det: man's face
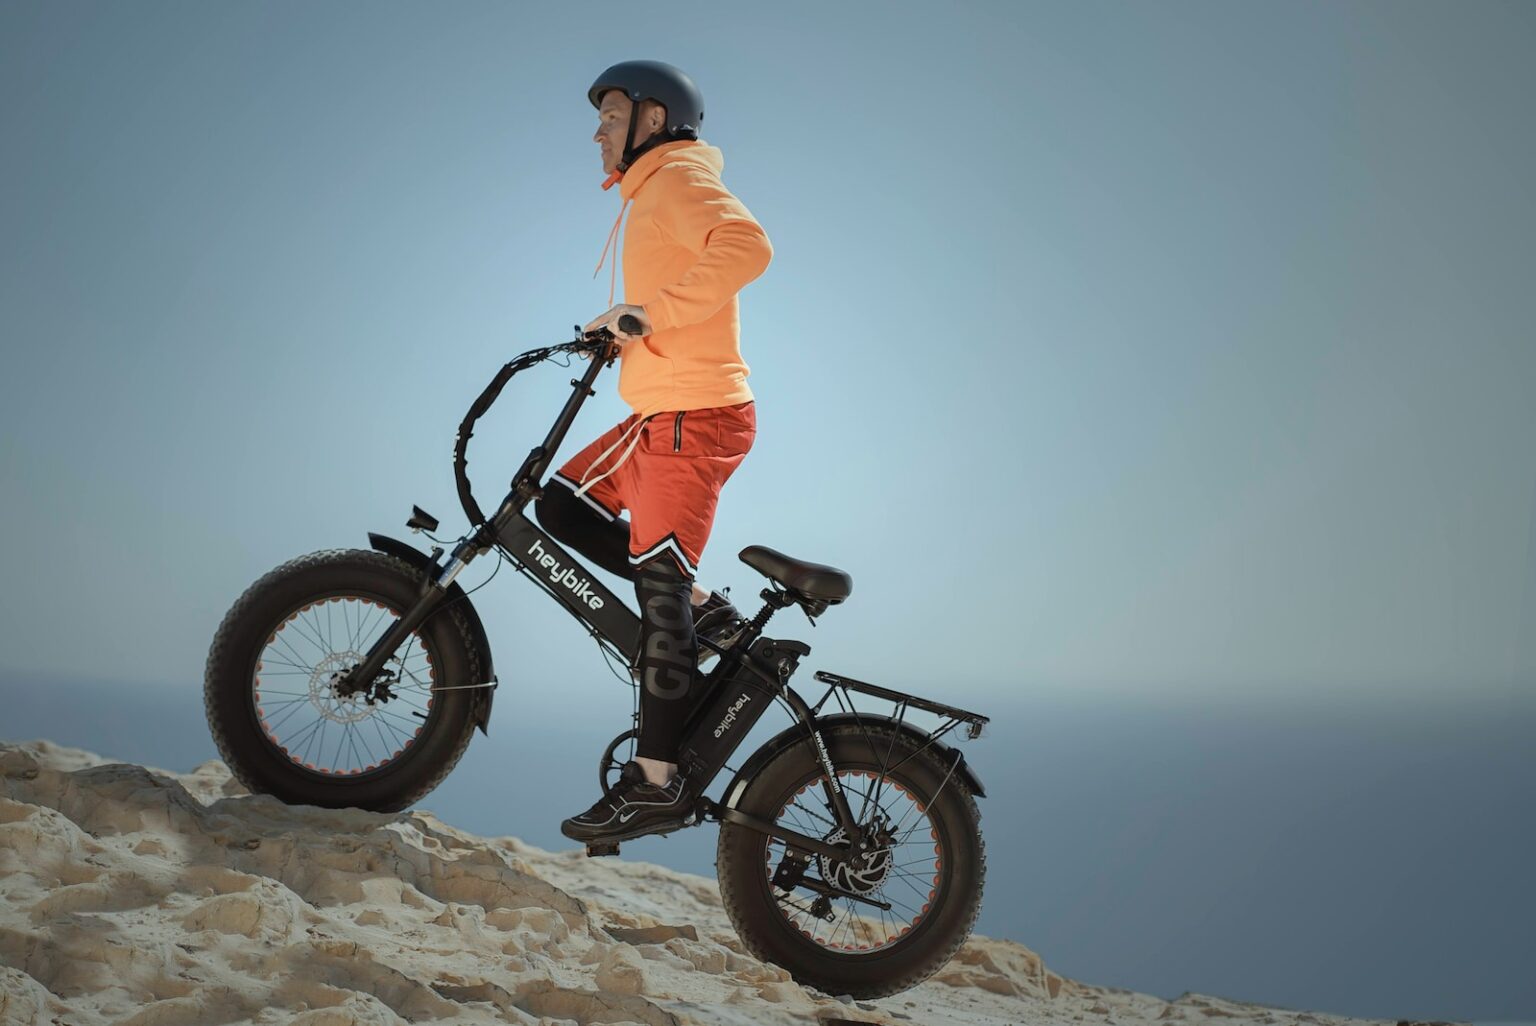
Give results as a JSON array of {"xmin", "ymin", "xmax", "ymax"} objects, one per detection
[{"xmin": 594, "ymin": 90, "xmax": 665, "ymax": 174}]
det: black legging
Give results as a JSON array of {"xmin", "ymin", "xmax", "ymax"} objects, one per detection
[{"xmin": 534, "ymin": 479, "xmax": 697, "ymax": 763}]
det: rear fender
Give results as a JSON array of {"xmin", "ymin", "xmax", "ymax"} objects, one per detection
[
  {"xmin": 720, "ymin": 711, "xmax": 986, "ymax": 810},
  {"xmin": 367, "ymin": 532, "xmax": 497, "ymax": 736}
]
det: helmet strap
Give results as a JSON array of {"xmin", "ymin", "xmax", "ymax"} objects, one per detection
[
  {"xmin": 616, "ymin": 98, "xmax": 677, "ymax": 173},
  {"xmin": 617, "ymin": 98, "xmax": 640, "ymax": 172}
]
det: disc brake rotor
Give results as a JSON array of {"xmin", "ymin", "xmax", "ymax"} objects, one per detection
[
  {"xmin": 312, "ymin": 651, "xmax": 396, "ymax": 723},
  {"xmin": 818, "ymin": 818, "xmax": 896, "ymax": 896}
]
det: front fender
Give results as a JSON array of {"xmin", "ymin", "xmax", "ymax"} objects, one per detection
[
  {"xmin": 719, "ymin": 711, "xmax": 986, "ymax": 810},
  {"xmin": 367, "ymin": 532, "xmax": 497, "ymax": 737}
]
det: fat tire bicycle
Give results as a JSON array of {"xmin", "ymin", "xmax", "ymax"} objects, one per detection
[{"xmin": 203, "ymin": 319, "xmax": 992, "ymax": 998}]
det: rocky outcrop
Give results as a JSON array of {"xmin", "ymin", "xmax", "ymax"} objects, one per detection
[{"xmin": 0, "ymin": 739, "xmax": 1400, "ymax": 1026}]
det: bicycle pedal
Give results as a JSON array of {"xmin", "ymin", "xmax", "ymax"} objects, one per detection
[{"xmin": 585, "ymin": 841, "xmax": 621, "ymax": 857}]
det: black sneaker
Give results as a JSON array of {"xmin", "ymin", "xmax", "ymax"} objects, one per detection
[
  {"xmin": 559, "ymin": 761, "xmax": 695, "ymax": 843},
  {"xmin": 693, "ymin": 588, "xmax": 745, "ymax": 665}
]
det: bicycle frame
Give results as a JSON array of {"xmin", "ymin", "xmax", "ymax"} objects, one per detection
[{"xmin": 339, "ymin": 330, "xmax": 990, "ymax": 863}]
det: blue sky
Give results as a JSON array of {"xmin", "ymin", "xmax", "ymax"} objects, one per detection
[
  {"xmin": 2, "ymin": 0, "xmax": 1532, "ymax": 706},
  {"xmin": 2, "ymin": 1, "xmax": 1533, "ymax": 1019}
]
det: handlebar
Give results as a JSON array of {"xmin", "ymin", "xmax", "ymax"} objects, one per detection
[{"xmin": 579, "ymin": 313, "xmax": 643, "ymax": 361}]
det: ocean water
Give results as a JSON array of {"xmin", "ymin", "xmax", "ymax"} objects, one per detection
[{"xmin": 3, "ymin": 666, "xmax": 1531, "ymax": 1022}]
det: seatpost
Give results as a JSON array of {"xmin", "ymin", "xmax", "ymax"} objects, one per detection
[{"xmin": 737, "ymin": 586, "xmax": 796, "ymax": 647}]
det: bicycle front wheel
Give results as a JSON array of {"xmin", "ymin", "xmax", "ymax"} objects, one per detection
[{"xmin": 203, "ymin": 547, "xmax": 482, "ymax": 812}]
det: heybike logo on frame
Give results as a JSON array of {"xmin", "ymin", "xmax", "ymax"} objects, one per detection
[
  {"xmin": 713, "ymin": 691, "xmax": 753, "ymax": 739},
  {"xmin": 526, "ymin": 538, "xmax": 604, "ymax": 611}
]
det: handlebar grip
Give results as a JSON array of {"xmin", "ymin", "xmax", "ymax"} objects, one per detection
[{"xmin": 617, "ymin": 313, "xmax": 643, "ymax": 336}]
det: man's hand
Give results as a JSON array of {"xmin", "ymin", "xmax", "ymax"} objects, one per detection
[{"xmin": 583, "ymin": 304, "xmax": 652, "ymax": 346}]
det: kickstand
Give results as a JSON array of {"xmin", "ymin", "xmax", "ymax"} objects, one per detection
[{"xmin": 585, "ymin": 841, "xmax": 621, "ymax": 858}]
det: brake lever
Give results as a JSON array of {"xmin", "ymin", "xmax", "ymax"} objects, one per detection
[{"xmin": 573, "ymin": 324, "xmax": 620, "ymax": 363}]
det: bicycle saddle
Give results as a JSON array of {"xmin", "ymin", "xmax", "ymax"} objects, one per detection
[{"xmin": 739, "ymin": 545, "xmax": 853, "ymax": 603}]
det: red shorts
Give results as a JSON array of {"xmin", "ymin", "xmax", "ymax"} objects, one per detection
[{"xmin": 551, "ymin": 401, "xmax": 756, "ymax": 578}]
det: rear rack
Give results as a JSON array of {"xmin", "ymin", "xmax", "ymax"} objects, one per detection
[{"xmin": 811, "ymin": 670, "xmax": 990, "ymax": 740}]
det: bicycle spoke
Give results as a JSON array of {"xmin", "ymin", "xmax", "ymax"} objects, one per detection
[
  {"xmin": 780, "ymin": 801, "xmax": 823, "ymax": 837},
  {"xmin": 348, "ymin": 718, "xmax": 376, "ymax": 768},
  {"xmin": 262, "ymin": 699, "xmax": 310, "ymax": 733},
  {"xmin": 297, "ymin": 716, "xmax": 327, "ymax": 767},
  {"xmin": 828, "ymin": 904, "xmax": 851, "ymax": 948},
  {"xmin": 332, "ymin": 719, "xmax": 355, "ymax": 772},
  {"xmin": 273, "ymin": 633, "xmax": 314, "ymax": 681},
  {"xmin": 890, "ymin": 870, "xmax": 933, "ymax": 901},
  {"xmin": 374, "ymin": 705, "xmax": 424, "ymax": 730},
  {"xmin": 369, "ymin": 711, "xmax": 397, "ymax": 758},
  {"xmin": 892, "ymin": 854, "xmax": 939, "ymax": 870},
  {"xmin": 883, "ymin": 792, "xmax": 930, "ymax": 843},
  {"xmin": 786, "ymin": 795, "xmax": 837, "ymax": 829},
  {"xmin": 257, "ymin": 661, "xmax": 317, "ymax": 674},
  {"xmin": 288, "ymin": 612, "xmax": 332, "ymax": 658},
  {"xmin": 340, "ymin": 599, "xmax": 358, "ymax": 653}
]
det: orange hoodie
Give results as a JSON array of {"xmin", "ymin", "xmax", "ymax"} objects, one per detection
[{"xmin": 593, "ymin": 138, "xmax": 773, "ymax": 417}]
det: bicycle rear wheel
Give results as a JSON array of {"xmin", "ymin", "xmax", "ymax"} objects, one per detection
[{"xmin": 716, "ymin": 724, "xmax": 985, "ymax": 998}]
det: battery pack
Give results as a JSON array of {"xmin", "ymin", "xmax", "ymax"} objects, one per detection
[{"xmin": 678, "ymin": 636, "xmax": 810, "ymax": 788}]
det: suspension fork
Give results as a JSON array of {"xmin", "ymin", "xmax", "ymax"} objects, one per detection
[{"xmin": 333, "ymin": 550, "xmax": 469, "ymax": 699}]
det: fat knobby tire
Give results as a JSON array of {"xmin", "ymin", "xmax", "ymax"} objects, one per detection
[
  {"xmin": 715, "ymin": 724, "xmax": 986, "ymax": 999},
  {"xmin": 203, "ymin": 547, "xmax": 481, "ymax": 813}
]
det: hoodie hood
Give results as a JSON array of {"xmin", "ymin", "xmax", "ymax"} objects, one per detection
[
  {"xmin": 617, "ymin": 139, "xmax": 724, "ymax": 199},
  {"xmin": 599, "ymin": 138, "xmax": 724, "ymax": 197}
]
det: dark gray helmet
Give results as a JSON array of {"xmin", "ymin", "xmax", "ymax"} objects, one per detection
[{"xmin": 588, "ymin": 59, "xmax": 704, "ymax": 172}]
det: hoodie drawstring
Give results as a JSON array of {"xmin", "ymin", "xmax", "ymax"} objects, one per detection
[
  {"xmin": 575, "ymin": 179, "xmax": 641, "ymax": 495},
  {"xmin": 592, "ymin": 196, "xmax": 632, "ymax": 309},
  {"xmin": 574, "ymin": 411, "xmax": 653, "ymax": 500}
]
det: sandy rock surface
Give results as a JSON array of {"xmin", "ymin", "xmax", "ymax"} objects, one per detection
[{"xmin": 0, "ymin": 739, "xmax": 1407, "ymax": 1026}]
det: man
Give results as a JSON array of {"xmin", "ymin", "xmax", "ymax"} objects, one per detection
[{"xmin": 535, "ymin": 60, "xmax": 773, "ymax": 844}]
